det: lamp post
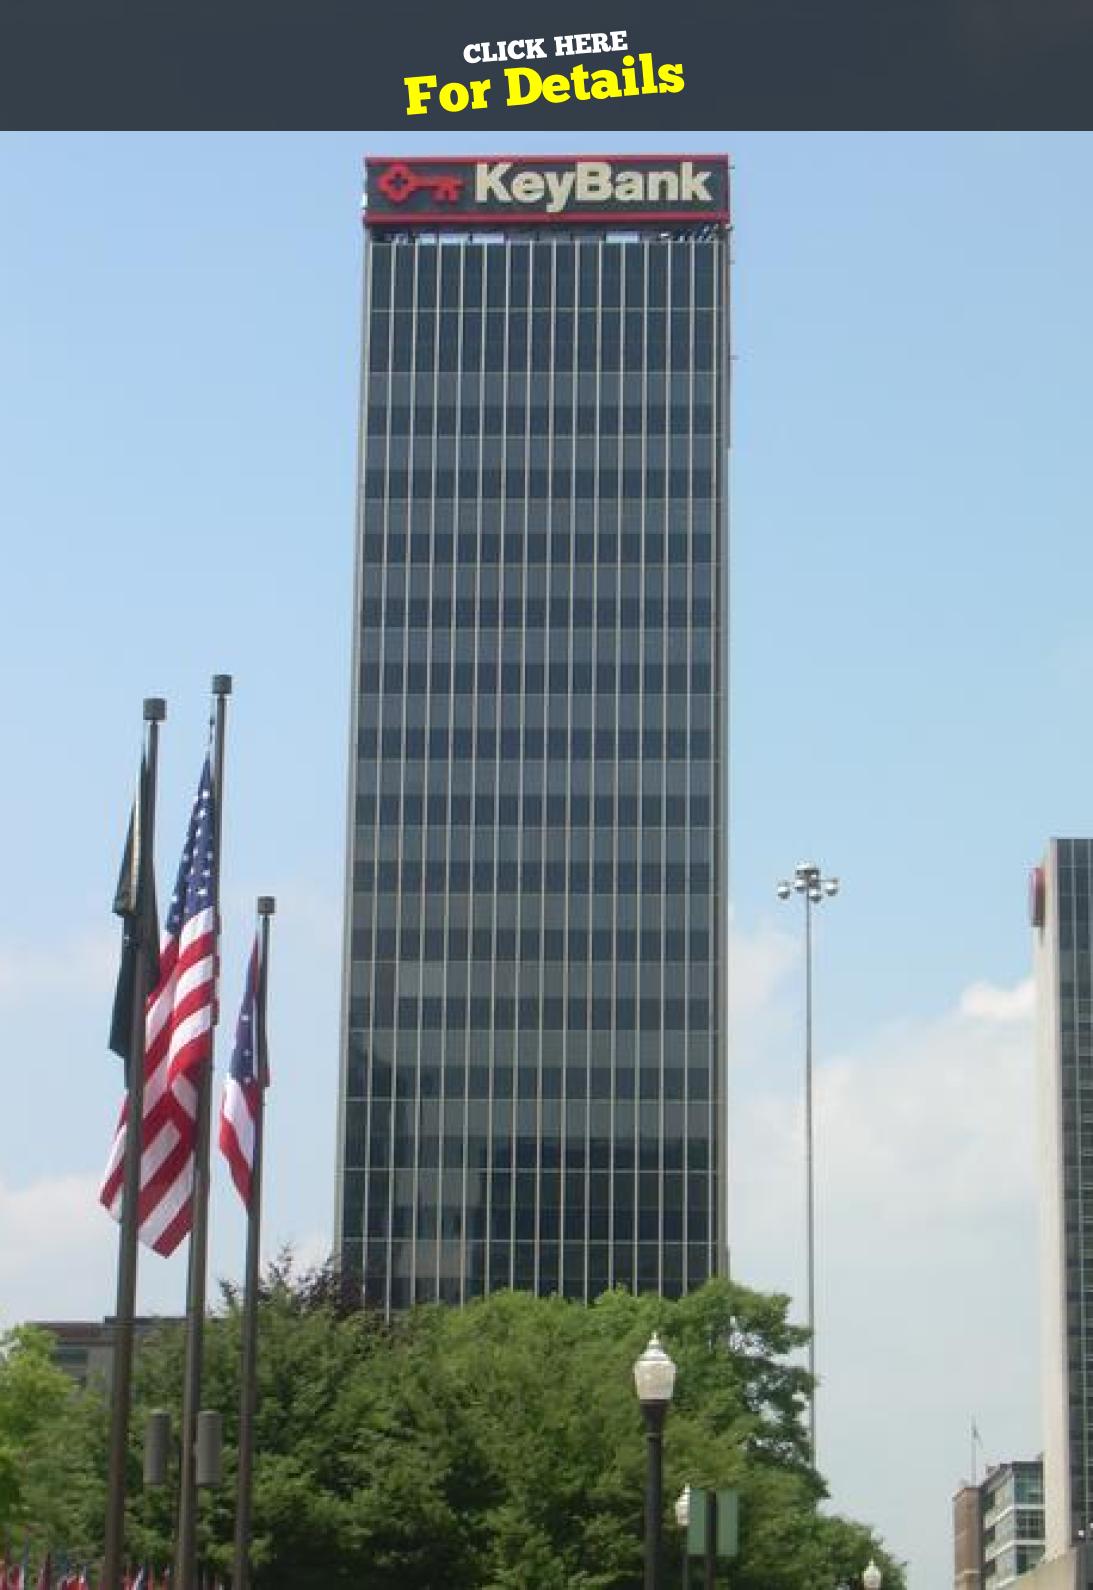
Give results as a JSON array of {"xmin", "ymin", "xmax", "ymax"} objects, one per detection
[
  {"xmin": 862, "ymin": 1561, "xmax": 882, "ymax": 1590},
  {"xmin": 776, "ymin": 861, "xmax": 839, "ymax": 1465},
  {"xmin": 634, "ymin": 1333, "xmax": 677, "ymax": 1590}
]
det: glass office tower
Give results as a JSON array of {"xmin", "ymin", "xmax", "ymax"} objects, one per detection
[
  {"xmin": 1034, "ymin": 840, "xmax": 1093, "ymax": 1571},
  {"xmin": 337, "ymin": 155, "xmax": 730, "ymax": 1311}
]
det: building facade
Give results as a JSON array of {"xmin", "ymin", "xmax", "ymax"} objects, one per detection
[
  {"xmin": 30, "ymin": 1317, "xmax": 179, "ymax": 1392},
  {"xmin": 336, "ymin": 154, "xmax": 730, "ymax": 1311},
  {"xmin": 953, "ymin": 1462, "xmax": 1046, "ymax": 1590},
  {"xmin": 1035, "ymin": 841, "xmax": 1093, "ymax": 1566},
  {"xmin": 984, "ymin": 1462, "xmax": 1046, "ymax": 1590},
  {"xmin": 954, "ymin": 1481, "xmax": 985, "ymax": 1590}
]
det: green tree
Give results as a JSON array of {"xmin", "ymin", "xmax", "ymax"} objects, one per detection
[
  {"xmin": 26, "ymin": 1264, "xmax": 906, "ymax": 1588},
  {"xmin": 0, "ymin": 1326, "xmax": 105, "ymax": 1559}
]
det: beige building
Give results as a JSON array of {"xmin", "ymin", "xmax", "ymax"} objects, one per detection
[{"xmin": 30, "ymin": 1316, "xmax": 180, "ymax": 1392}]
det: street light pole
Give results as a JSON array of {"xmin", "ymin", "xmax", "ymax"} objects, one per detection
[
  {"xmin": 633, "ymin": 1334, "xmax": 677, "ymax": 1590},
  {"xmin": 777, "ymin": 861, "xmax": 839, "ymax": 1466}
]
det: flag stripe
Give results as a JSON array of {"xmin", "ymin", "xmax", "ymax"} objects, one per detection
[{"xmin": 219, "ymin": 1076, "xmax": 258, "ymax": 1204}]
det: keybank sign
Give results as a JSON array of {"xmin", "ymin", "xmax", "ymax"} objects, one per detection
[{"xmin": 364, "ymin": 154, "xmax": 730, "ymax": 227}]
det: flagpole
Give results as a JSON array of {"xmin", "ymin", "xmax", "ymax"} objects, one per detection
[
  {"xmin": 174, "ymin": 675, "xmax": 231, "ymax": 1590},
  {"xmin": 971, "ymin": 1417, "xmax": 982, "ymax": 1486},
  {"xmin": 103, "ymin": 697, "xmax": 166, "ymax": 1590},
  {"xmin": 231, "ymin": 896, "xmax": 274, "ymax": 1590}
]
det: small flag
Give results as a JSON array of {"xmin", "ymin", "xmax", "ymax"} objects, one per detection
[
  {"xmin": 218, "ymin": 936, "xmax": 265, "ymax": 1208},
  {"xmin": 100, "ymin": 755, "xmax": 219, "ymax": 1257}
]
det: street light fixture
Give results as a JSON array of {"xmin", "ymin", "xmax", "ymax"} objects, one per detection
[
  {"xmin": 862, "ymin": 1561, "xmax": 882, "ymax": 1590},
  {"xmin": 674, "ymin": 1484, "xmax": 691, "ymax": 1530},
  {"xmin": 776, "ymin": 860, "xmax": 839, "ymax": 1465},
  {"xmin": 675, "ymin": 1485, "xmax": 691, "ymax": 1589},
  {"xmin": 634, "ymin": 1333, "xmax": 677, "ymax": 1590}
]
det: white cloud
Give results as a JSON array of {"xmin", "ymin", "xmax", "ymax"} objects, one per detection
[
  {"xmin": 727, "ymin": 917, "xmax": 799, "ymax": 1074},
  {"xmin": 729, "ymin": 917, "xmax": 799, "ymax": 1023},
  {"xmin": 730, "ymin": 952, "xmax": 1039, "ymax": 1590},
  {"xmin": 0, "ymin": 1175, "xmax": 119, "ymax": 1329},
  {"xmin": 959, "ymin": 976, "xmax": 1035, "ymax": 1023}
]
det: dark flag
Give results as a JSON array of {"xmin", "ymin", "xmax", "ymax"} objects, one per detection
[{"xmin": 108, "ymin": 755, "xmax": 160, "ymax": 1066}]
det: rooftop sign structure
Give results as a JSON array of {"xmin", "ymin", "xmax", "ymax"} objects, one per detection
[{"xmin": 364, "ymin": 154, "xmax": 730, "ymax": 228}]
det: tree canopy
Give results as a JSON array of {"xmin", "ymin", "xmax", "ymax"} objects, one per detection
[
  {"xmin": 4, "ymin": 1270, "xmax": 906, "ymax": 1588},
  {"xmin": 0, "ymin": 1325, "xmax": 104, "ymax": 1561}
]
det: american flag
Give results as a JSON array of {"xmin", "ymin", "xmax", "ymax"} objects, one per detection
[
  {"xmin": 100, "ymin": 755, "xmax": 218, "ymax": 1256},
  {"xmin": 218, "ymin": 934, "xmax": 265, "ymax": 1208}
]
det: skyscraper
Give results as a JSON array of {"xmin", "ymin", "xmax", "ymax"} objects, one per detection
[
  {"xmin": 336, "ymin": 154, "xmax": 730, "ymax": 1311},
  {"xmin": 1034, "ymin": 840, "xmax": 1093, "ymax": 1569}
]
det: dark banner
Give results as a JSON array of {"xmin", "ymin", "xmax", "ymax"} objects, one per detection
[{"xmin": 3, "ymin": 0, "xmax": 1093, "ymax": 127}]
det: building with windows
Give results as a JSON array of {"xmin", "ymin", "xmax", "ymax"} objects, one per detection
[
  {"xmin": 953, "ymin": 1461, "xmax": 1046, "ymax": 1590},
  {"xmin": 29, "ymin": 1317, "xmax": 179, "ymax": 1392},
  {"xmin": 335, "ymin": 154, "xmax": 730, "ymax": 1311},
  {"xmin": 1034, "ymin": 842, "xmax": 1093, "ymax": 1568}
]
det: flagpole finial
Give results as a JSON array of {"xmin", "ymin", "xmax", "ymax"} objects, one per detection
[
  {"xmin": 257, "ymin": 896, "xmax": 276, "ymax": 916},
  {"xmin": 211, "ymin": 674, "xmax": 232, "ymax": 697},
  {"xmin": 143, "ymin": 698, "xmax": 166, "ymax": 721}
]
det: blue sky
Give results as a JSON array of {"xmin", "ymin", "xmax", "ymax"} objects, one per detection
[{"xmin": 2, "ymin": 131, "xmax": 1090, "ymax": 1586}]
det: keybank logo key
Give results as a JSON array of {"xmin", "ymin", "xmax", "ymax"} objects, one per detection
[{"xmin": 475, "ymin": 160, "xmax": 714, "ymax": 214}]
